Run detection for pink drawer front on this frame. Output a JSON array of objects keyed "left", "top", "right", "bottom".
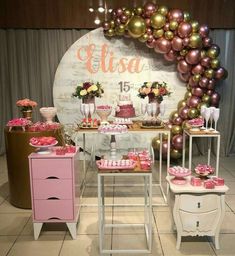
[
  {"left": 33, "top": 179, "right": 73, "bottom": 200},
  {"left": 34, "top": 199, "right": 74, "bottom": 221},
  {"left": 31, "top": 159, "right": 72, "bottom": 179}
]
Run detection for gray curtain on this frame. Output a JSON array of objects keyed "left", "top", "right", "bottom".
[{"left": 0, "top": 29, "right": 234, "bottom": 156}]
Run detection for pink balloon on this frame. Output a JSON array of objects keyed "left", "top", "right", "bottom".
[
  {"left": 179, "top": 106, "right": 189, "bottom": 119},
  {"left": 155, "top": 38, "right": 172, "bottom": 54},
  {"left": 172, "top": 116, "right": 183, "bottom": 125},
  {"left": 120, "top": 14, "right": 128, "bottom": 23},
  {"left": 207, "top": 79, "right": 216, "bottom": 90},
  {"left": 162, "top": 140, "right": 169, "bottom": 155},
  {"left": 211, "top": 44, "right": 220, "bottom": 55},
  {"left": 111, "top": 10, "right": 117, "bottom": 19},
  {"left": 187, "top": 96, "right": 201, "bottom": 108},
  {"left": 146, "top": 27, "right": 153, "bottom": 35},
  {"left": 145, "top": 18, "right": 151, "bottom": 27},
  {"left": 177, "top": 60, "right": 192, "bottom": 73},
  {"left": 189, "top": 76, "right": 199, "bottom": 87},
  {"left": 147, "top": 34, "right": 154, "bottom": 42},
  {"left": 116, "top": 8, "right": 123, "bottom": 17},
  {"left": 185, "top": 49, "right": 201, "bottom": 65},
  {"left": 211, "top": 92, "right": 220, "bottom": 106},
  {"left": 179, "top": 72, "right": 191, "bottom": 82},
  {"left": 199, "top": 77, "right": 209, "bottom": 88},
  {"left": 192, "top": 64, "right": 205, "bottom": 75},
  {"left": 102, "top": 21, "right": 110, "bottom": 30},
  {"left": 146, "top": 39, "right": 156, "bottom": 48},
  {"left": 192, "top": 87, "right": 204, "bottom": 97},
  {"left": 203, "top": 37, "right": 213, "bottom": 47},
  {"left": 215, "top": 67, "right": 228, "bottom": 80},
  {"left": 172, "top": 134, "right": 183, "bottom": 150},
  {"left": 200, "top": 57, "right": 211, "bottom": 68},
  {"left": 168, "top": 9, "right": 184, "bottom": 23},
  {"left": 183, "top": 37, "right": 190, "bottom": 46},
  {"left": 115, "top": 18, "right": 121, "bottom": 25},
  {"left": 164, "top": 23, "right": 170, "bottom": 31},
  {"left": 177, "top": 22, "right": 192, "bottom": 38},
  {"left": 171, "top": 36, "right": 184, "bottom": 51},
  {"left": 164, "top": 50, "right": 177, "bottom": 61},
  {"left": 144, "top": 2, "right": 157, "bottom": 17},
  {"left": 206, "top": 89, "right": 214, "bottom": 96},
  {"left": 199, "top": 24, "right": 210, "bottom": 38}
]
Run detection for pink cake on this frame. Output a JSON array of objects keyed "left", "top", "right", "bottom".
[{"left": 115, "top": 93, "right": 136, "bottom": 118}]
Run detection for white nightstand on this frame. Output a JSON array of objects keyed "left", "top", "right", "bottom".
[{"left": 166, "top": 176, "right": 228, "bottom": 250}]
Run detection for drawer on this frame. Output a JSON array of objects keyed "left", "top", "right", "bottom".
[
  {"left": 179, "top": 194, "right": 219, "bottom": 213},
  {"left": 33, "top": 179, "right": 73, "bottom": 199},
  {"left": 34, "top": 199, "right": 74, "bottom": 221},
  {"left": 179, "top": 210, "right": 218, "bottom": 232},
  {"left": 31, "top": 159, "right": 72, "bottom": 179}
]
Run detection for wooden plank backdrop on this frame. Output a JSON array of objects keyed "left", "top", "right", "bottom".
[{"left": 0, "top": 0, "right": 234, "bottom": 29}]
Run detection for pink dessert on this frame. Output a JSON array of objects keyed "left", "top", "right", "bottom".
[
  {"left": 115, "top": 93, "right": 136, "bottom": 118},
  {"left": 204, "top": 179, "right": 215, "bottom": 189},
  {"left": 191, "top": 177, "right": 202, "bottom": 186},
  {"left": 212, "top": 177, "right": 225, "bottom": 186}
]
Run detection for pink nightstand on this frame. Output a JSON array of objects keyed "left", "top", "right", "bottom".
[{"left": 28, "top": 148, "right": 80, "bottom": 240}]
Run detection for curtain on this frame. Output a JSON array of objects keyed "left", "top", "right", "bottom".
[{"left": 0, "top": 29, "right": 234, "bottom": 156}]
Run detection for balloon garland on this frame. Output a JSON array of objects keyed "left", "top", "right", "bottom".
[{"left": 102, "top": 2, "right": 228, "bottom": 160}]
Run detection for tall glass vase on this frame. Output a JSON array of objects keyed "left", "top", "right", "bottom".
[
  {"left": 148, "top": 96, "right": 160, "bottom": 117},
  {"left": 82, "top": 96, "right": 95, "bottom": 118}
]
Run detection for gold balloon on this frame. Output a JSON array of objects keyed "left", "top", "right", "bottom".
[
  {"left": 127, "top": 16, "right": 146, "bottom": 38},
  {"left": 180, "top": 49, "right": 188, "bottom": 56},
  {"left": 190, "top": 20, "right": 199, "bottom": 33},
  {"left": 162, "top": 132, "right": 170, "bottom": 140},
  {"left": 157, "top": 5, "right": 169, "bottom": 16},
  {"left": 182, "top": 120, "right": 191, "bottom": 129},
  {"left": 105, "top": 28, "right": 115, "bottom": 37},
  {"left": 189, "top": 33, "right": 202, "bottom": 48},
  {"left": 200, "top": 50, "right": 207, "bottom": 58},
  {"left": 197, "top": 102, "right": 208, "bottom": 110},
  {"left": 169, "top": 20, "right": 178, "bottom": 30},
  {"left": 110, "top": 20, "right": 115, "bottom": 28},
  {"left": 134, "top": 7, "right": 143, "bottom": 15},
  {"left": 170, "top": 111, "right": 179, "bottom": 120},
  {"left": 188, "top": 108, "right": 200, "bottom": 119},
  {"left": 205, "top": 69, "right": 215, "bottom": 79},
  {"left": 152, "top": 137, "right": 161, "bottom": 150},
  {"left": 153, "top": 29, "right": 164, "bottom": 38},
  {"left": 171, "top": 149, "right": 182, "bottom": 159},
  {"left": 177, "top": 100, "right": 187, "bottom": 110},
  {"left": 124, "top": 9, "right": 132, "bottom": 17},
  {"left": 171, "top": 125, "right": 183, "bottom": 135},
  {"left": 138, "top": 33, "right": 149, "bottom": 42},
  {"left": 211, "top": 58, "right": 220, "bottom": 69},
  {"left": 115, "top": 24, "right": 125, "bottom": 35},
  {"left": 202, "top": 94, "right": 211, "bottom": 104},
  {"left": 184, "top": 91, "right": 192, "bottom": 100},
  {"left": 184, "top": 12, "right": 191, "bottom": 22},
  {"left": 207, "top": 48, "right": 219, "bottom": 59},
  {"left": 165, "top": 31, "right": 174, "bottom": 40},
  {"left": 193, "top": 74, "right": 201, "bottom": 82},
  {"left": 150, "top": 13, "right": 166, "bottom": 29}
]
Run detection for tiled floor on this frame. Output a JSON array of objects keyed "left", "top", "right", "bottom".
[{"left": 0, "top": 154, "right": 235, "bottom": 256}]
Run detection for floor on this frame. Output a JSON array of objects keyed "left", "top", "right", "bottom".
[{"left": 0, "top": 154, "right": 235, "bottom": 256}]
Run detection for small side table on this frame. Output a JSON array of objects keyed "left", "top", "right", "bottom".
[
  {"left": 98, "top": 168, "right": 152, "bottom": 254},
  {"left": 182, "top": 129, "right": 220, "bottom": 176},
  {"left": 167, "top": 176, "right": 228, "bottom": 250}
]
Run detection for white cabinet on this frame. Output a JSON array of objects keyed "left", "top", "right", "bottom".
[{"left": 167, "top": 177, "right": 229, "bottom": 249}]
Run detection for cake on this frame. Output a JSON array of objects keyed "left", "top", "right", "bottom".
[{"left": 115, "top": 93, "right": 135, "bottom": 118}]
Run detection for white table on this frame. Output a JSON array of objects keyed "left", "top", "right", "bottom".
[
  {"left": 167, "top": 176, "right": 228, "bottom": 249},
  {"left": 182, "top": 129, "right": 221, "bottom": 176},
  {"left": 98, "top": 169, "right": 152, "bottom": 254}
]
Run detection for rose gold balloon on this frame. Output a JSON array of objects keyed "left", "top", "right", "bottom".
[
  {"left": 146, "top": 27, "right": 153, "bottom": 35},
  {"left": 116, "top": 8, "right": 123, "bottom": 17},
  {"left": 187, "top": 96, "right": 201, "bottom": 108},
  {"left": 211, "top": 92, "right": 220, "bottom": 106},
  {"left": 179, "top": 106, "right": 189, "bottom": 119},
  {"left": 164, "top": 49, "right": 177, "bottom": 61},
  {"left": 171, "top": 36, "right": 184, "bottom": 51},
  {"left": 185, "top": 49, "right": 201, "bottom": 65},
  {"left": 146, "top": 38, "right": 156, "bottom": 48},
  {"left": 203, "top": 37, "right": 213, "bottom": 47},
  {"left": 145, "top": 18, "right": 151, "bottom": 27},
  {"left": 199, "top": 24, "right": 210, "bottom": 38},
  {"left": 164, "top": 23, "right": 170, "bottom": 31},
  {"left": 111, "top": 10, "right": 117, "bottom": 19},
  {"left": 177, "top": 22, "right": 192, "bottom": 38},
  {"left": 147, "top": 34, "right": 154, "bottom": 42},
  {"left": 115, "top": 18, "right": 121, "bottom": 25},
  {"left": 102, "top": 21, "right": 110, "bottom": 30},
  {"left": 200, "top": 57, "right": 211, "bottom": 68},
  {"left": 215, "top": 67, "right": 228, "bottom": 80},
  {"left": 179, "top": 72, "right": 191, "bottom": 82},
  {"left": 177, "top": 60, "right": 192, "bottom": 73},
  {"left": 172, "top": 116, "right": 183, "bottom": 125},
  {"left": 144, "top": 2, "right": 157, "bottom": 18},
  {"left": 199, "top": 77, "right": 209, "bottom": 88},
  {"left": 188, "top": 76, "right": 199, "bottom": 87},
  {"left": 155, "top": 38, "right": 171, "bottom": 53},
  {"left": 206, "top": 89, "right": 214, "bottom": 96},
  {"left": 192, "top": 87, "right": 204, "bottom": 97},
  {"left": 120, "top": 14, "right": 128, "bottom": 24},
  {"left": 207, "top": 79, "right": 215, "bottom": 90},
  {"left": 168, "top": 9, "right": 184, "bottom": 23},
  {"left": 192, "top": 64, "right": 205, "bottom": 75},
  {"left": 172, "top": 134, "right": 183, "bottom": 150},
  {"left": 183, "top": 37, "right": 190, "bottom": 46}
]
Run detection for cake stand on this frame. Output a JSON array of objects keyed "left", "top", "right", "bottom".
[
  {"left": 96, "top": 106, "right": 112, "bottom": 125},
  {"left": 30, "top": 141, "right": 58, "bottom": 154},
  {"left": 168, "top": 166, "right": 191, "bottom": 185}
]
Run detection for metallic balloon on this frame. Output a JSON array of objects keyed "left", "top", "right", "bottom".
[
  {"left": 170, "top": 110, "right": 179, "bottom": 121},
  {"left": 170, "top": 149, "right": 182, "bottom": 159},
  {"left": 172, "top": 134, "right": 183, "bottom": 150},
  {"left": 190, "top": 20, "right": 199, "bottom": 33},
  {"left": 211, "top": 44, "right": 220, "bottom": 55},
  {"left": 120, "top": 14, "right": 129, "bottom": 24},
  {"left": 210, "top": 92, "right": 220, "bottom": 106},
  {"left": 102, "top": 21, "right": 110, "bottom": 31},
  {"left": 182, "top": 120, "right": 191, "bottom": 129},
  {"left": 183, "top": 12, "right": 191, "bottom": 22},
  {"left": 185, "top": 49, "right": 201, "bottom": 65},
  {"left": 157, "top": 6, "right": 169, "bottom": 16},
  {"left": 207, "top": 48, "right": 219, "bottom": 59},
  {"left": 177, "top": 60, "right": 192, "bottom": 73},
  {"left": 164, "top": 23, "right": 170, "bottom": 31},
  {"left": 193, "top": 74, "right": 201, "bottom": 82},
  {"left": 189, "top": 33, "right": 202, "bottom": 48},
  {"left": 150, "top": 13, "right": 166, "bottom": 29},
  {"left": 152, "top": 137, "right": 161, "bottom": 150},
  {"left": 177, "top": 22, "right": 192, "bottom": 38},
  {"left": 146, "top": 38, "right": 156, "bottom": 48},
  {"left": 138, "top": 33, "right": 149, "bottom": 42},
  {"left": 183, "top": 37, "right": 190, "bottom": 46},
  {"left": 199, "top": 24, "right": 210, "bottom": 38},
  {"left": 187, "top": 96, "right": 201, "bottom": 108},
  {"left": 188, "top": 108, "right": 200, "bottom": 119},
  {"left": 192, "top": 87, "right": 204, "bottom": 97},
  {"left": 134, "top": 7, "right": 143, "bottom": 15},
  {"left": 124, "top": 9, "right": 132, "bottom": 17},
  {"left": 207, "top": 79, "right": 216, "bottom": 90},
  {"left": 203, "top": 37, "right": 213, "bottom": 48},
  {"left": 204, "top": 69, "right": 215, "bottom": 79},
  {"left": 206, "top": 89, "right": 214, "bottom": 96},
  {"left": 116, "top": 8, "right": 123, "bottom": 17},
  {"left": 184, "top": 91, "right": 192, "bottom": 99},
  {"left": 179, "top": 106, "right": 189, "bottom": 119},
  {"left": 164, "top": 49, "right": 177, "bottom": 61},
  {"left": 169, "top": 20, "right": 178, "bottom": 30},
  {"left": 179, "top": 72, "right": 191, "bottom": 82},
  {"left": 202, "top": 94, "right": 211, "bottom": 104},
  {"left": 171, "top": 125, "right": 183, "bottom": 135},
  {"left": 115, "top": 24, "right": 126, "bottom": 35},
  {"left": 172, "top": 116, "right": 183, "bottom": 125},
  {"left": 210, "top": 58, "right": 220, "bottom": 69},
  {"left": 177, "top": 100, "right": 187, "bottom": 109},
  {"left": 104, "top": 28, "right": 115, "bottom": 37},
  {"left": 110, "top": 20, "right": 115, "bottom": 28},
  {"left": 192, "top": 64, "right": 205, "bottom": 75},
  {"left": 165, "top": 31, "right": 174, "bottom": 40},
  {"left": 171, "top": 36, "right": 184, "bottom": 51},
  {"left": 153, "top": 29, "right": 164, "bottom": 38},
  {"left": 127, "top": 16, "right": 146, "bottom": 38},
  {"left": 200, "top": 57, "right": 211, "bottom": 68},
  {"left": 143, "top": 2, "right": 157, "bottom": 17},
  {"left": 215, "top": 67, "right": 228, "bottom": 80},
  {"left": 180, "top": 49, "right": 188, "bottom": 56},
  {"left": 199, "top": 77, "right": 209, "bottom": 88},
  {"left": 197, "top": 102, "right": 208, "bottom": 110},
  {"left": 168, "top": 9, "right": 184, "bottom": 23},
  {"left": 189, "top": 76, "right": 199, "bottom": 87},
  {"left": 154, "top": 37, "right": 171, "bottom": 53}
]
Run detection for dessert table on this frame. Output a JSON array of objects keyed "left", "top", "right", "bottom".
[{"left": 4, "top": 127, "right": 63, "bottom": 209}]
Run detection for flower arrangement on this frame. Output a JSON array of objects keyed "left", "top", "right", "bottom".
[
  {"left": 16, "top": 98, "right": 37, "bottom": 111},
  {"left": 72, "top": 82, "right": 104, "bottom": 99},
  {"left": 137, "top": 81, "right": 171, "bottom": 102}
]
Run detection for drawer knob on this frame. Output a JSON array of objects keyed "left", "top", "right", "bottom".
[
  {"left": 197, "top": 202, "right": 201, "bottom": 208},
  {"left": 196, "top": 221, "right": 199, "bottom": 227}
]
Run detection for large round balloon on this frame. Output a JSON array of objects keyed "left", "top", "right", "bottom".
[{"left": 127, "top": 16, "right": 146, "bottom": 38}]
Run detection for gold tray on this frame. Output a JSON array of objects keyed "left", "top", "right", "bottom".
[{"left": 140, "top": 124, "right": 165, "bottom": 129}]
